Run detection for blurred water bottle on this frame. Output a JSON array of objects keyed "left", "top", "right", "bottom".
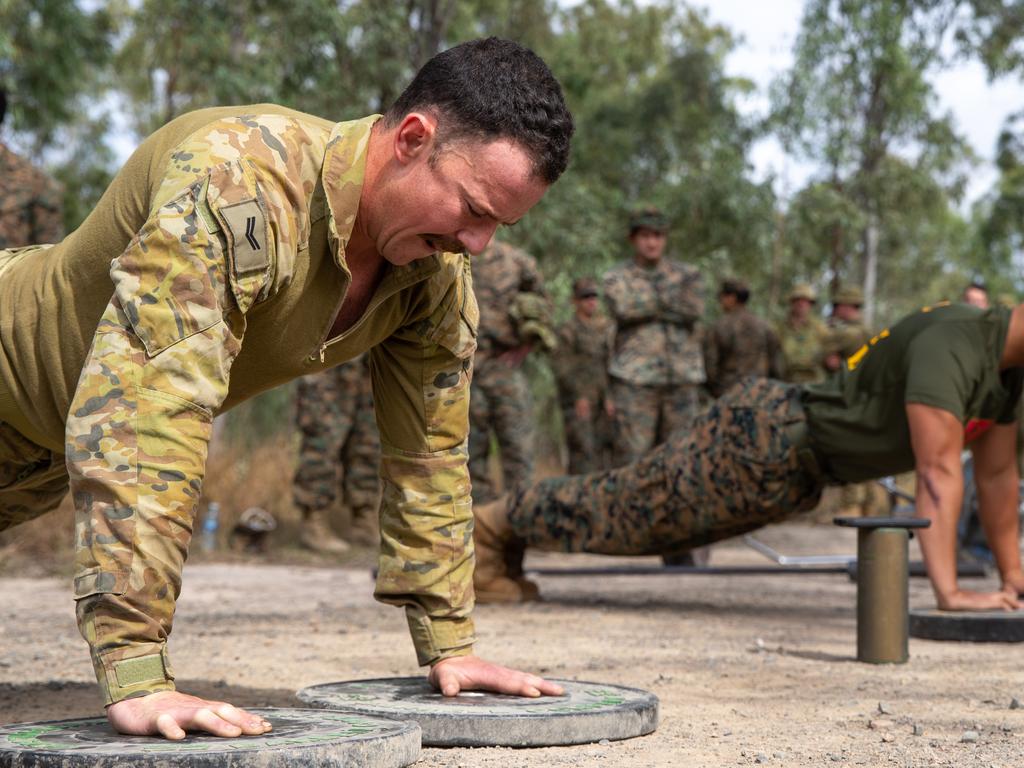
[{"left": 200, "top": 502, "right": 220, "bottom": 553}]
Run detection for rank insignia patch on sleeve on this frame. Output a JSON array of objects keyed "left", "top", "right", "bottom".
[{"left": 219, "top": 198, "right": 270, "bottom": 275}]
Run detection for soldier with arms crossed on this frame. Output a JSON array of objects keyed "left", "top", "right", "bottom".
[
  {"left": 0, "top": 38, "right": 572, "bottom": 739},
  {"left": 474, "top": 302, "right": 1024, "bottom": 614}
]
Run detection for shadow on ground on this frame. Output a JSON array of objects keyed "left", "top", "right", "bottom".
[{"left": 0, "top": 680, "right": 299, "bottom": 725}]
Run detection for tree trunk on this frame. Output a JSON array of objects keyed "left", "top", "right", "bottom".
[{"left": 863, "top": 212, "right": 879, "bottom": 326}]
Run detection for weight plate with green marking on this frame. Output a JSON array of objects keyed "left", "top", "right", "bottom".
[
  {"left": 0, "top": 708, "right": 420, "bottom": 768},
  {"left": 296, "top": 677, "right": 658, "bottom": 747}
]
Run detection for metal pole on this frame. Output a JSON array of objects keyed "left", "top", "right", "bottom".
[{"left": 856, "top": 526, "right": 909, "bottom": 663}]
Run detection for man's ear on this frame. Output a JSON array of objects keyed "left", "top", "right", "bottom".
[{"left": 394, "top": 112, "right": 438, "bottom": 165}]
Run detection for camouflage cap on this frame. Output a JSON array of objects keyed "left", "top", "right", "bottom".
[
  {"left": 628, "top": 206, "right": 669, "bottom": 234},
  {"left": 788, "top": 283, "right": 817, "bottom": 303},
  {"left": 832, "top": 284, "right": 864, "bottom": 307},
  {"left": 572, "top": 277, "right": 599, "bottom": 299}
]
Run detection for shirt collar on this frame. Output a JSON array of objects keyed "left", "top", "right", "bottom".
[{"left": 321, "top": 114, "right": 380, "bottom": 269}]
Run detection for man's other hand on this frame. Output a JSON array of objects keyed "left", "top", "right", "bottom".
[
  {"left": 937, "top": 587, "right": 1020, "bottom": 612},
  {"left": 107, "top": 691, "right": 273, "bottom": 740},
  {"left": 429, "top": 655, "right": 564, "bottom": 698}
]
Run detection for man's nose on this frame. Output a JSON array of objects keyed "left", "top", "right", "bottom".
[{"left": 458, "top": 220, "right": 501, "bottom": 256}]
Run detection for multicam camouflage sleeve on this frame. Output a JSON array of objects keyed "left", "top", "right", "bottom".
[
  {"left": 371, "top": 254, "right": 480, "bottom": 666},
  {"left": 65, "top": 121, "right": 313, "bottom": 705}
]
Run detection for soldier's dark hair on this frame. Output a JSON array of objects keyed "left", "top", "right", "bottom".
[
  {"left": 721, "top": 282, "right": 750, "bottom": 304},
  {"left": 383, "top": 37, "right": 574, "bottom": 184}
]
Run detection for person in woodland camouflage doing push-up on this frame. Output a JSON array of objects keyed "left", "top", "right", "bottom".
[{"left": 475, "top": 301, "right": 1024, "bottom": 615}]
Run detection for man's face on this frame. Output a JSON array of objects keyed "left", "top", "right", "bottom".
[
  {"left": 574, "top": 294, "right": 599, "bottom": 318},
  {"left": 629, "top": 228, "right": 667, "bottom": 264},
  {"left": 834, "top": 303, "right": 861, "bottom": 321},
  {"left": 719, "top": 293, "right": 738, "bottom": 312},
  {"left": 963, "top": 286, "right": 989, "bottom": 309},
  {"left": 372, "top": 118, "right": 548, "bottom": 265},
  {"left": 790, "top": 297, "right": 813, "bottom": 321}
]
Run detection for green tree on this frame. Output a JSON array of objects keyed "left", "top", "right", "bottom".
[{"left": 773, "top": 0, "right": 975, "bottom": 323}]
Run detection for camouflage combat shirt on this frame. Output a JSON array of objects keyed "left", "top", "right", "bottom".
[
  {"left": 551, "top": 312, "right": 612, "bottom": 407},
  {"left": 804, "top": 303, "right": 1023, "bottom": 483},
  {"left": 777, "top": 314, "right": 828, "bottom": 384},
  {"left": 703, "top": 306, "right": 781, "bottom": 397},
  {"left": 0, "top": 142, "right": 64, "bottom": 248},
  {"left": 603, "top": 257, "right": 705, "bottom": 386},
  {"left": 0, "top": 106, "right": 479, "bottom": 704},
  {"left": 472, "top": 240, "right": 550, "bottom": 357}
]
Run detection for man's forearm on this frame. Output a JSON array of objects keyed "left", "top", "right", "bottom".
[
  {"left": 975, "top": 468, "right": 1023, "bottom": 582},
  {"left": 914, "top": 462, "right": 964, "bottom": 602}
]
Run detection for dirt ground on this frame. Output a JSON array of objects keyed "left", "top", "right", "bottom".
[{"left": 1, "top": 522, "right": 1021, "bottom": 767}]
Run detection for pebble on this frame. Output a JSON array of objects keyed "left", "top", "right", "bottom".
[
  {"left": 881, "top": 733, "right": 895, "bottom": 743},
  {"left": 869, "top": 719, "right": 894, "bottom": 730},
  {"left": 598, "top": 739, "right": 610, "bottom": 746},
  {"left": 912, "top": 724, "right": 924, "bottom": 736},
  {"left": 877, "top": 702, "right": 893, "bottom": 715},
  {"left": 961, "top": 730, "right": 980, "bottom": 743},
  {"left": 755, "top": 754, "right": 769, "bottom": 764},
  {"left": 1011, "top": 697, "right": 1022, "bottom": 710},
  {"left": 828, "top": 754, "right": 843, "bottom": 762}
]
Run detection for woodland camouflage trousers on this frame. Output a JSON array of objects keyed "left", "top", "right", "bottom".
[{"left": 508, "top": 378, "right": 825, "bottom": 555}]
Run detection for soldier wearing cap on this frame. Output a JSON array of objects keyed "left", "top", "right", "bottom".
[
  {"left": 602, "top": 207, "right": 704, "bottom": 467},
  {"left": 0, "top": 91, "right": 64, "bottom": 249},
  {"left": 824, "top": 284, "right": 871, "bottom": 373},
  {"left": 962, "top": 280, "right": 990, "bottom": 310},
  {"left": 551, "top": 277, "right": 613, "bottom": 474},
  {"left": 823, "top": 283, "right": 886, "bottom": 516},
  {"left": 703, "top": 277, "right": 781, "bottom": 398},
  {"left": 777, "top": 283, "right": 829, "bottom": 385}
]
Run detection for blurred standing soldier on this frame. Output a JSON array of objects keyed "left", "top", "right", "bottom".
[
  {"left": 824, "top": 283, "right": 885, "bottom": 516},
  {"left": 293, "top": 353, "right": 381, "bottom": 552},
  {"left": 469, "top": 240, "right": 555, "bottom": 503},
  {"left": 823, "top": 284, "right": 871, "bottom": 374},
  {"left": 0, "top": 91, "right": 64, "bottom": 248},
  {"left": 777, "top": 283, "right": 828, "bottom": 385},
  {"left": 962, "top": 280, "right": 990, "bottom": 310},
  {"left": 552, "top": 277, "right": 613, "bottom": 474},
  {"left": 703, "top": 278, "right": 781, "bottom": 398},
  {"left": 603, "top": 207, "right": 705, "bottom": 467}
]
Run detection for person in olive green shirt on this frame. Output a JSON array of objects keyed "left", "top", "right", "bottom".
[
  {"left": 778, "top": 283, "right": 828, "bottom": 385},
  {"left": 0, "top": 38, "right": 572, "bottom": 739},
  {"left": 474, "top": 302, "right": 1024, "bottom": 615}
]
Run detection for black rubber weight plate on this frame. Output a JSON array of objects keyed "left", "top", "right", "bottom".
[
  {"left": 296, "top": 677, "right": 659, "bottom": 747},
  {"left": 910, "top": 609, "right": 1024, "bottom": 643},
  {"left": 0, "top": 708, "right": 420, "bottom": 768}
]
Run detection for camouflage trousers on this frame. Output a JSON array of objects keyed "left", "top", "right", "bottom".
[
  {"left": 469, "top": 356, "right": 534, "bottom": 504},
  {"left": 507, "top": 379, "right": 824, "bottom": 555},
  {"left": 608, "top": 378, "right": 700, "bottom": 466},
  {"left": 0, "top": 422, "right": 68, "bottom": 531},
  {"left": 561, "top": 400, "right": 613, "bottom": 476},
  {"left": 293, "top": 358, "right": 381, "bottom": 516}
]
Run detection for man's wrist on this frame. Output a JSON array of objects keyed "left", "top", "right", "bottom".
[
  {"left": 405, "top": 609, "right": 475, "bottom": 667},
  {"left": 92, "top": 645, "right": 176, "bottom": 706}
]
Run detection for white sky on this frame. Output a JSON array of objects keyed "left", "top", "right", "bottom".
[{"left": 701, "top": 0, "right": 1024, "bottom": 205}]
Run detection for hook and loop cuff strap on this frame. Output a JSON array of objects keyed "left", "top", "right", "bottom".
[
  {"left": 405, "top": 608, "right": 475, "bottom": 667},
  {"left": 96, "top": 646, "right": 176, "bottom": 706}
]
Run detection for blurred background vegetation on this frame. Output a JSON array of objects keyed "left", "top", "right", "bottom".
[{"left": 2, "top": 0, "right": 1023, "bottom": 555}]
